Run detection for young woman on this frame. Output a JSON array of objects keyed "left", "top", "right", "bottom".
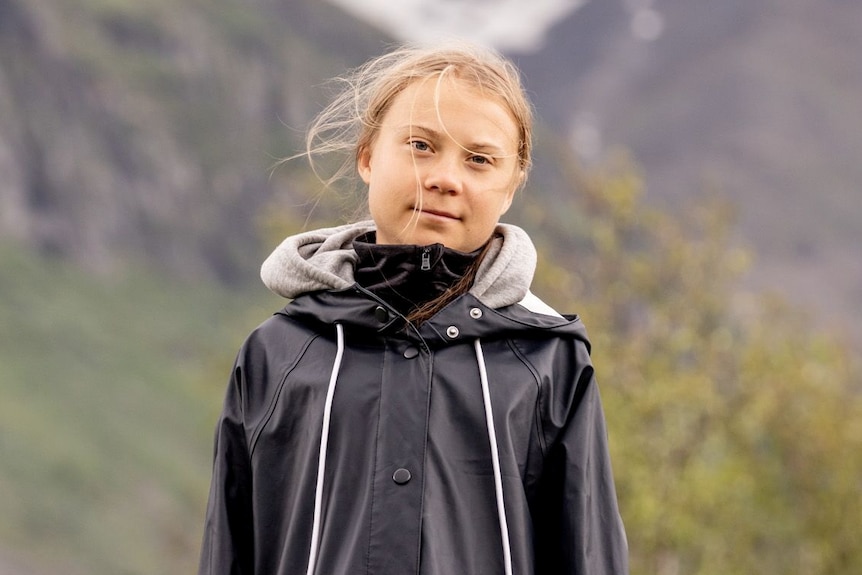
[{"left": 199, "top": 43, "right": 628, "bottom": 575}]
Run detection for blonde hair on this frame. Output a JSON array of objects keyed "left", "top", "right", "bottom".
[{"left": 300, "top": 42, "right": 534, "bottom": 194}]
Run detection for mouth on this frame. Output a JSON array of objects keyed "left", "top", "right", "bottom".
[{"left": 415, "top": 207, "right": 460, "bottom": 221}]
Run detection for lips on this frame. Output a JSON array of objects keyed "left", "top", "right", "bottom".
[{"left": 416, "top": 207, "right": 460, "bottom": 220}]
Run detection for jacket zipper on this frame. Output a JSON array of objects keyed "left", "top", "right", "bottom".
[{"left": 420, "top": 247, "right": 431, "bottom": 271}]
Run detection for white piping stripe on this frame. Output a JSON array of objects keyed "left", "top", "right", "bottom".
[
  {"left": 305, "top": 323, "right": 345, "bottom": 575},
  {"left": 474, "top": 339, "right": 514, "bottom": 575}
]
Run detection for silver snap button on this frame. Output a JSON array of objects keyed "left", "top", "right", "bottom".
[
  {"left": 446, "top": 326, "right": 460, "bottom": 338},
  {"left": 374, "top": 306, "right": 389, "bottom": 323},
  {"left": 469, "top": 307, "right": 483, "bottom": 319},
  {"left": 403, "top": 346, "right": 419, "bottom": 359}
]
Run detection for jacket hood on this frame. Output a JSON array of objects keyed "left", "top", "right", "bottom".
[{"left": 260, "top": 220, "right": 538, "bottom": 310}]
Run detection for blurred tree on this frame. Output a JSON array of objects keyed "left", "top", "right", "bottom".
[{"left": 522, "top": 141, "right": 862, "bottom": 575}]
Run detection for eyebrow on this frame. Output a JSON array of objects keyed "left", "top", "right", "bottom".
[{"left": 399, "top": 125, "right": 508, "bottom": 155}]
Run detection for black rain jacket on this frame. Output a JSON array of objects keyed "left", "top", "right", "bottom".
[{"left": 199, "top": 229, "right": 628, "bottom": 575}]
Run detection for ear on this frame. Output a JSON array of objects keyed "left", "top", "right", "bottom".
[
  {"left": 517, "top": 168, "right": 526, "bottom": 189},
  {"left": 357, "top": 145, "right": 372, "bottom": 184}
]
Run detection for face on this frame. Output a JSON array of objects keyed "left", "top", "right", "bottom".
[{"left": 357, "top": 75, "right": 524, "bottom": 252}]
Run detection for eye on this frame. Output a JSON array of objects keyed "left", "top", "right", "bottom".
[
  {"left": 409, "top": 140, "right": 431, "bottom": 152},
  {"left": 469, "top": 154, "right": 492, "bottom": 166}
]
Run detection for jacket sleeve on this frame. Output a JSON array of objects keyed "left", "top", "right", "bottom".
[
  {"left": 198, "top": 356, "right": 255, "bottom": 575},
  {"left": 534, "top": 339, "right": 629, "bottom": 575}
]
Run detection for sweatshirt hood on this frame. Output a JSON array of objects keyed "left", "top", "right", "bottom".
[{"left": 260, "top": 220, "right": 537, "bottom": 310}]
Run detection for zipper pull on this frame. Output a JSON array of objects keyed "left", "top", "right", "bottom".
[{"left": 421, "top": 248, "right": 431, "bottom": 271}]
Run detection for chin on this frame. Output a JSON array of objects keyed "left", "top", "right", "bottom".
[
  {"left": 406, "top": 233, "right": 448, "bottom": 247},
  {"left": 395, "top": 226, "right": 443, "bottom": 247}
]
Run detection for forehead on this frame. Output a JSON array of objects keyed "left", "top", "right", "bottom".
[{"left": 382, "top": 76, "right": 520, "bottom": 147}]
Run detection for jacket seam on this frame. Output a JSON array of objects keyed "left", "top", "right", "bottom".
[
  {"left": 248, "top": 333, "right": 319, "bottom": 458},
  {"left": 505, "top": 338, "right": 548, "bottom": 458}
]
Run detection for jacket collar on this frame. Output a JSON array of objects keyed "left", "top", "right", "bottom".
[
  {"left": 260, "top": 220, "right": 537, "bottom": 310},
  {"left": 352, "top": 231, "right": 481, "bottom": 317}
]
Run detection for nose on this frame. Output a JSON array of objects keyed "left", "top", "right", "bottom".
[{"left": 422, "top": 153, "right": 463, "bottom": 195}]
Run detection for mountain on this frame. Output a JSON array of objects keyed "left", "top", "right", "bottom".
[
  {"left": 1, "top": 0, "right": 860, "bottom": 338},
  {"left": 0, "top": 0, "right": 387, "bottom": 283},
  {"left": 513, "top": 0, "right": 862, "bottom": 339}
]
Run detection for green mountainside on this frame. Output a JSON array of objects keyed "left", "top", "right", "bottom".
[{"left": 0, "top": 243, "right": 282, "bottom": 573}]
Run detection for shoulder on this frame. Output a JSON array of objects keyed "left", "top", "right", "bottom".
[
  {"left": 503, "top": 297, "right": 592, "bottom": 368},
  {"left": 229, "top": 310, "right": 327, "bottom": 420},
  {"left": 235, "top": 309, "right": 322, "bottom": 373},
  {"left": 244, "top": 309, "right": 308, "bottom": 345}
]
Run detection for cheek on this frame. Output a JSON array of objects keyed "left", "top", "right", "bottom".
[
  {"left": 499, "top": 189, "right": 515, "bottom": 215},
  {"left": 493, "top": 170, "right": 520, "bottom": 213},
  {"left": 483, "top": 180, "right": 517, "bottom": 214},
  {"left": 367, "top": 187, "right": 383, "bottom": 218},
  {"left": 367, "top": 186, "right": 397, "bottom": 226}
]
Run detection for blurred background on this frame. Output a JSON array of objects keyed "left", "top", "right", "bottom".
[{"left": 1, "top": 0, "right": 860, "bottom": 573}]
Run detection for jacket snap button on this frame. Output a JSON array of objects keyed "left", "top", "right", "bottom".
[
  {"left": 392, "top": 468, "right": 412, "bottom": 485},
  {"left": 446, "top": 326, "right": 459, "bottom": 338},
  {"left": 374, "top": 306, "right": 389, "bottom": 323},
  {"left": 469, "top": 307, "right": 483, "bottom": 319},
  {"left": 403, "top": 346, "right": 419, "bottom": 359}
]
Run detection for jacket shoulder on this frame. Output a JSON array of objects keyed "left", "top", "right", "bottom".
[
  {"left": 516, "top": 290, "right": 564, "bottom": 318},
  {"left": 231, "top": 311, "right": 321, "bottom": 421}
]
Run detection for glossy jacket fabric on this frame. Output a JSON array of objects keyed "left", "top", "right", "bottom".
[{"left": 198, "top": 224, "right": 628, "bottom": 575}]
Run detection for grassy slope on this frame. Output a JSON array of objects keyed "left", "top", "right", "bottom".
[{"left": 0, "top": 246, "right": 282, "bottom": 574}]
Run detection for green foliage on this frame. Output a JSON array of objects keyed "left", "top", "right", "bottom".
[{"left": 522, "top": 147, "right": 862, "bottom": 575}]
